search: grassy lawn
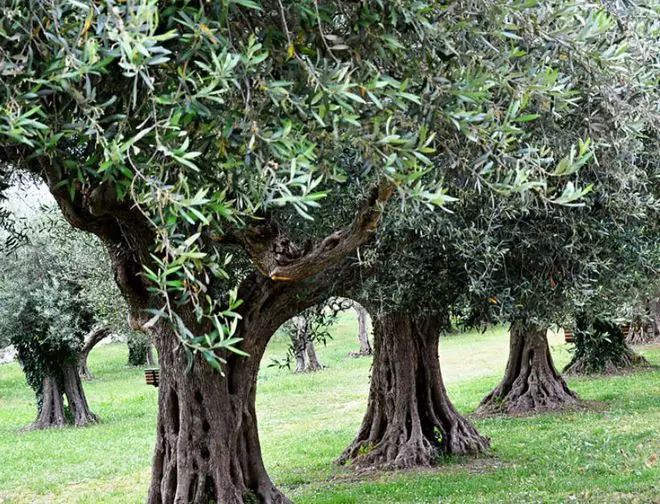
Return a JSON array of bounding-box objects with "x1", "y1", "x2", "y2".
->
[{"x1": 0, "y1": 315, "x2": 658, "y2": 503}]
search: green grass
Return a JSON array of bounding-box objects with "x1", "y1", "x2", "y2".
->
[{"x1": 0, "y1": 316, "x2": 658, "y2": 503}]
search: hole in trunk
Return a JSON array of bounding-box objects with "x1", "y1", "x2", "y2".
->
[
  {"x1": 194, "y1": 389, "x2": 203, "y2": 404},
  {"x1": 202, "y1": 419, "x2": 210, "y2": 433},
  {"x1": 169, "y1": 388, "x2": 180, "y2": 435},
  {"x1": 204, "y1": 475, "x2": 216, "y2": 499},
  {"x1": 201, "y1": 446, "x2": 210, "y2": 460}
]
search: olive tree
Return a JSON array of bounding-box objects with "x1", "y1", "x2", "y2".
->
[
  {"x1": 0, "y1": 245, "x2": 100, "y2": 428},
  {"x1": 340, "y1": 0, "x2": 659, "y2": 465},
  {"x1": 0, "y1": 2, "x2": 527, "y2": 501}
]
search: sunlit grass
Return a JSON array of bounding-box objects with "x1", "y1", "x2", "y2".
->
[{"x1": 0, "y1": 315, "x2": 658, "y2": 503}]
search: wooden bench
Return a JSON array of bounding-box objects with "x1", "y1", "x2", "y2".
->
[
  {"x1": 564, "y1": 328, "x2": 574, "y2": 344},
  {"x1": 145, "y1": 368, "x2": 160, "y2": 388}
]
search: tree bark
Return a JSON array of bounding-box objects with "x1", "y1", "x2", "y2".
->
[
  {"x1": 148, "y1": 322, "x2": 290, "y2": 504},
  {"x1": 337, "y1": 313, "x2": 489, "y2": 470},
  {"x1": 146, "y1": 344, "x2": 156, "y2": 367},
  {"x1": 355, "y1": 303, "x2": 372, "y2": 356},
  {"x1": 477, "y1": 321, "x2": 580, "y2": 416},
  {"x1": 62, "y1": 361, "x2": 99, "y2": 426},
  {"x1": 290, "y1": 315, "x2": 323, "y2": 373},
  {"x1": 305, "y1": 340, "x2": 323, "y2": 371},
  {"x1": 146, "y1": 266, "x2": 356, "y2": 503},
  {"x1": 78, "y1": 327, "x2": 110, "y2": 380},
  {"x1": 27, "y1": 376, "x2": 66, "y2": 430}
]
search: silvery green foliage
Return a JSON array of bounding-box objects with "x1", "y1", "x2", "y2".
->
[
  {"x1": 0, "y1": 246, "x2": 96, "y2": 403},
  {"x1": 1, "y1": 0, "x2": 654, "y2": 351},
  {"x1": 359, "y1": 1, "x2": 660, "y2": 325}
]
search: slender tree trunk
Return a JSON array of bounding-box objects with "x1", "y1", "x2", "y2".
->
[
  {"x1": 337, "y1": 313, "x2": 489, "y2": 470},
  {"x1": 146, "y1": 344, "x2": 155, "y2": 367},
  {"x1": 27, "y1": 376, "x2": 66, "y2": 430},
  {"x1": 355, "y1": 303, "x2": 372, "y2": 355},
  {"x1": 477, "y1": 321, "x2": 579, "y2": 415},
  {"x1": 62, "y1": 361, "x2": 99, "y2": 426},
  {"x1": 305, "y1": 340, "x2": 323, "y2": 371},
  {"x1": 78, "y1": 327, "x2": 110, "y2": 380},
  {"x1": 291, "y1": 316, "x2": 308, "y2": 373}
]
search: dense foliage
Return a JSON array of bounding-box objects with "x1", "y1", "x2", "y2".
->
[
  {"x1": 0, "y1": 0, "x2": 600, "y2": 368},
  {"x1": 359, "y1": 2, "x2": 660, "y2": 328},
  {"x1": 0, "y1": 246, "x2": 95, "y2": 405}
]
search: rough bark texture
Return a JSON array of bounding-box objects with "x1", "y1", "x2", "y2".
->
[
  {"x1": 27, "y1": 362, "x2": 98, "y2": 430},
  {"x1": 27, "y1": 376, "x2": 66, "y2": 430},
  {"x1": 62, "y1": 361, "x2": 99, "y2": 426},
  {"x1": 477, "y1": 322, "x2": 580, "y2": 416},
  {"x1": 78, "y1": 327, "x2": 110, "y2": 380},
  {"x1": 146, "y1": 271, "x2": 344, "y2": 504},
  {"x1": 337, "y1": 313, "x2": 490, "y2": 470},
  {"x1": 354, "y1": 303, "x2": 372, "y2": 356}
]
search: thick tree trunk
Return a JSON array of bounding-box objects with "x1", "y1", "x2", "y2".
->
[
  {"x1": 78, "y1": 327, "x2": 110, "y2": 380},
  {"x1": 147, "y1": 291, "x2": 296, "y2": 504},
  {"x1": 355, "y1": 303, "x2": 372, "y2": 355},
  {"x1": 337, "y1": 313, "x2": 489, "y2": 470},
  {"x1": 27, "y1": 376, "x2": 66, "y2": 430},
  {"x1": 62, "y1": 361, "x2": 99, "y2": 426},
  {"x1": 564, "y1": 318, "x2": 650, "y2": 375},
  {"x1": 477, "y1": 322, "x2": 579, "y2": 416}
]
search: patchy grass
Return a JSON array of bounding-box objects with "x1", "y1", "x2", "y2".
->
[{"x1": 0, "y1": 317, "x2": 658, "y2": 503}]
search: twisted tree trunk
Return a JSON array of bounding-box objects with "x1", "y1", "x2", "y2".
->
[
  {"x1": 62, "y1": 361, "x2": 99, "y2": 426},
  {"x1": 27, "y1": 376, "x2": 66, "y2": 430},
  {"x1": 78, "y1": 326, "x2": 110, "y2": 380},
  {"x1": 27, "y1": 361, "x2": 98, "y2": 430},
  {"x1": 291, "y1": 315, "x2": 323, "y2": 373},
  {"x1": 149, "y1": 321, "x2": 290, "y2": 504},
  {"x1": 337, "y1": 313, "x2": 489, "y2": 470},
  {"x1": 305, "y1": 340, "x2": 323, "y2": 371},
  {"x1": 477, "y1": 321, "x2": 579, "y2": 416}
]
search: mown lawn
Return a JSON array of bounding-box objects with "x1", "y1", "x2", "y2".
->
[{"x1": 0, "y1": 315, "x2": 658, "y2": 503}]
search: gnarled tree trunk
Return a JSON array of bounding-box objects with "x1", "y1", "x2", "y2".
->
[
  {"x1": 337, "y1": 313, "x2": 489, "y2": 470},
  {"x1": 477, "y1": 321, "x2": 579, "y2": 416},
  {"x1": 148, "y1": 321, "x2": 289, "y2": 504},
  {"x1": 28, "y1": 376, "x2": 66, "y2": 430},
  {"x1": 354, "y1": 303, "x2": 372, "y2": 356},
  {"x1": 305, "y1": 340, "x2": 323, "y2": 371},
  {"x1": 78, "y1": 326, "x2": 110, "y2": 380},
  {"x1": 27, "y1": 361, "x2": 98, "y2": 430},
  {"x1": 62, "y1": 361, "x2": 99, "y2": 426}
]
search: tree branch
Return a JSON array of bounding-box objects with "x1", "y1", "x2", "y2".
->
[{"x1": 242, "y1": 183, "x2": 392, "y2": 282}]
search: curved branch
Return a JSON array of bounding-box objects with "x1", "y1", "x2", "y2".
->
[{"x1": 243, "y1": 183, "x2": 393, "y2": 282}]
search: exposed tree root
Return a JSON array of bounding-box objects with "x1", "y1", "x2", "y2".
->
[
  {"x1": 477, "y1": 322, "x2": 580, "y2": 416},
  {"x1": 338, "y1": 313, "x2": 489, "y2": 470}
]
